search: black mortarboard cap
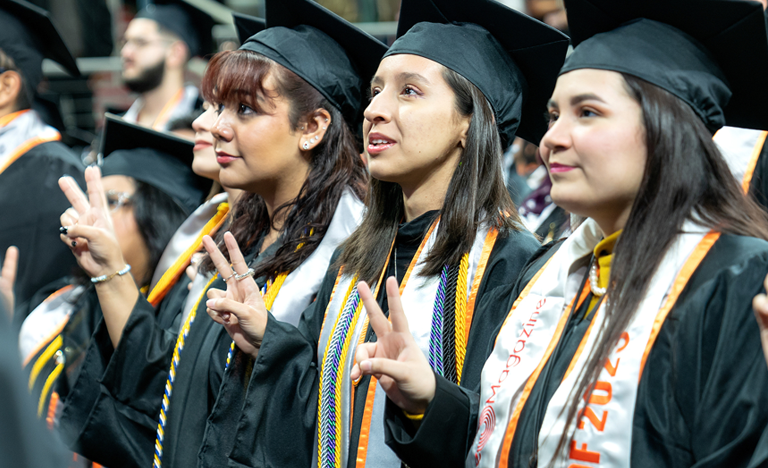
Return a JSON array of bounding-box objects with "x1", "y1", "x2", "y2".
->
[
  {"x1": 561, "y1": 0, "x2": 768, "y2": 133},
  {"x1": 385, "y1": 0, "x2": 569, "y2": 145},
  {"x1": 99, "y1": 113, "x2": 211, "y2": 214},
  {"x1": 233, "y1": 12, "x2": 265, "y2": 45},
  {"x1": 136, "y1": 0, "x2": 215, "y2": 57},
  {"x1": 239, "y1": 0, "x2": 388, "y2": 128},
  {"x1": 0, "y1": 0, "x2": 79, "y2": 101}
]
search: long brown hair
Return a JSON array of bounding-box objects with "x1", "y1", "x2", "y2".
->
[
  {"x1": 338, "y1": 67, "x2": 521, "y2": 283},
  {"x1": 545, "y1": 73, "x2": 768, "y2": 465},
  {"x1": 199, "y1": 50, "x2": 366, "y2": 278}
]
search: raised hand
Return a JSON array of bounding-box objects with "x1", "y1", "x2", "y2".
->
[
  {"x1": 350, "y1": 277, "x2": 436, "y2": 415},
  {"x1": 202, "y1": 232, "x2": 268, "y2": 358},
  {"x1": 0, "y1": 246, "x2": 18, "y2": 316},
  {"x1": 753, "y1": 272, "x2": 768, "y2": 369},
  {"x1": 58, "y1": 166, "x2": 126, "y2": 278}
]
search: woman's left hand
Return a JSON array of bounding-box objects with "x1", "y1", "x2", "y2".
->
[
  {"x1": 0, "y1": 246, "x2": 18, "y2": 317},
  {"x1": 753, "y1": 272, "x2": 768, "y2": 369},
  {"x1": 202, "y1": 232, "x2": 269, "y2": 359}
]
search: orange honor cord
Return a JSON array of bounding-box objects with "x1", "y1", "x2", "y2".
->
[
  {"x1": 353, "y1": 219, "x2": 437, "y2": 467},
  {"x1": 147, "y1": 203, "x2": 230, "y2": 306},
  {"x1": 151, "y1": 89, "x2": 185, "y2": 131},
  {"x1": 742, "y1": 131, "x2": 768, "y2": 194}
]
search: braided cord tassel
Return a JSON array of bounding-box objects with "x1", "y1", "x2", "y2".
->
[
  {"x1": 317, "y1": 277, "x2": 364, "y2": 468},
  {"x1": 153, "y1": 274, "x2": 218, "y2": 468},
  {"x1": 428, "y1": 266, "x2": 449, "y2": 375},
  {"x1": 225, "y1": 272, "x2": 288, "y2": 369},
  {"x1": 454, "y1": 253, "x2": 469, "y2": 384}
]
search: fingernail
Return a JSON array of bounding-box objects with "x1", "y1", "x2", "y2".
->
[
  {"x1": 206, "y1": 299, "x2": 216, "y2": 308},
  {"x1": 71, "y1": 241, "x2": 77, "y2": 247},
  {"x1": 361, "y1": 360, "x2": 372, "y2": 372},
  {"x1": 60, "y1": 226, "x2": 68, "y2": 235}
]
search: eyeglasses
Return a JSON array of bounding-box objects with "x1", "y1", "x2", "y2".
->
[
  {"x1": 120, "y1": 37, "x2": 174, "y2": 50},
  {"x1": 105, "y1": 190, "x2": 132, "y2": 212}
]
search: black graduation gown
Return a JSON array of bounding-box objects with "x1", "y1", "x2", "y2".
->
[
  {"x1": 207, "y1": 212, "x2": 541, "y2": 468},
  {"x1": 0, "y1": 302, "x2": 69, "y2": 468},
  {"x1": 0, "y1": 141, "x2": 85, "y2": 324},
  {"x1": 384, "y1": 233, "x2": 768, "y2": 468},
  {"x1": 58, "y1": 241, "x2": 278, "y2": 468},
  {"x1": 748, "y1": 138, "x2": 768, "y2": 211}
]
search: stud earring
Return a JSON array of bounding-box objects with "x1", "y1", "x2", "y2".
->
[
  {"x1": 303, "y1": 142, "x2": 310, "y2": 150},
  {"x1": 322, "y1": 126, "x2": 327, "y2": 130}
]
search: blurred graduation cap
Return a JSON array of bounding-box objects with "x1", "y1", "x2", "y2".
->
[
  {"x1": 385, "y1": 0, "x2": 569, "y2": 145},
  {"x1": 0, "y1": 0, "x2": 80, "y2": 102},
  {"x1": 561, "y1": 0, "x2": 768, "y2": 132},
  {"x1": 239, "y1": 0, "x2": 388, "y2": 128},
  {"x1": 136, "y1": 0, "x2": 216, "y2": 57},
  {"x1": 233, "y1": 12, "x2": 265, "y2": 45},
  {"x1": 99, "y1": 113, "x2": 211, "y2": 214}
]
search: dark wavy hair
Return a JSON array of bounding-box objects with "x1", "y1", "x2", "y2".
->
[
  {"x1": 543, "y1": 73, "x2": 768, "y2": 466},
  {"x1": 338, "y1": 67, "x2": 521, "y2": 283},
  {"x1": 198, "y1": 49, "x2": 366, "y2": 278}
]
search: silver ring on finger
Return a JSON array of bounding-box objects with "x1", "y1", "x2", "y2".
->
[
  {"x1": 223, "y1": 272, "x2": 236, "y2": 282},
  {"x1": 235, "y1": 268, "x2": 256, "y2": 281}
]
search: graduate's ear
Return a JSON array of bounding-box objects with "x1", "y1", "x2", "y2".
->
[
  {"x1": 297, "y1": 108, "x2": 332, "y2": 154},
  {"x1": 166, "y1": 40, "x2": 189, "y2": 69},
  {"x1": 0, "y1": 71, "x2": 23, "y2": 113},
  {"x1": 457, "y1": 113, "x2": 470, "y2": 149}
]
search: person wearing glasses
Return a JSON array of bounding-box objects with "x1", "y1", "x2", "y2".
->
[
  {"x1": 18, "y1": 117, "x2": 210, "y2": 450},
  {"x1": 120, "y1": 0, "x2": 213, "y2": 131}
]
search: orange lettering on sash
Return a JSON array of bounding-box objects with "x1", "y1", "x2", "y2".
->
[
  {"x1": 569, "y1": 440, "x2": 601, "y2": 463},
  {"x1": 604, "y1": 357, "x2": 620, "y2": 377},
  {"x1": 585, "y1": 381, "x2": 612, "y2": 406},
  {"x1": 578, "y1": 407, "x2": 608, "y2": 432}
]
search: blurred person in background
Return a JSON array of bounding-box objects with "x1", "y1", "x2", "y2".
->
[
  {"x1": 120, "y1": 0, "x2": 213, "y2": 130},
  {"x1": 0, "y1": 0, "x2": 85, "y2": 321}
]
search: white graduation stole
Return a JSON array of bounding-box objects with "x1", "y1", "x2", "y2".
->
[
  {"x1": 470, "y1": 218, "x2": 715, "y2": 468},
  {"x1": 315, "y1": 220, "x2": 493, "y2": 468}
]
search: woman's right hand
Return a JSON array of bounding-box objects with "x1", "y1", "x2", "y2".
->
[
  {"x1": 202, "y1": 232, "x2": 268, "y2": 359},
  {"x1": 58, "y1": 166, "x2": 127, "y2": 278},
  {"x1": 350, "y1": 277, "x2": 436, "y2": 415}
]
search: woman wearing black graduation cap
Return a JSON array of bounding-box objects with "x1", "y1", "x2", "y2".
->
[
  {"x1": 352, "y1": 0, "x2": 768, "y2": 467},
  {"x1": 19, "y1": 117, "x2": 201, "y2": 440},
  {"x1": 54, "y1": 1, "x2": 384, "y2": 467},
  {"x1": 200, "y1": 0, "x2": 567, "y2": 466}
]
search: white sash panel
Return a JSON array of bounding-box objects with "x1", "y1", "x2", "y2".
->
[
  {"x1": 19, "y1": 286, "x2": 85, "y2": 363},
  {"x1": 0, "y1": 110, "x2": 60, "y2": 171},
  {"x1": 537, "y1": 222, "x2": 707, "y2": 468},
  {"x1": 314, "y1": 221, "x2": 492, "y2": 468},
  {"x1": 470, "y1": 218, "x2": 708, "y2": 468},
  {"x1": 179, "y1": 191, "x2": 364, "y2": 331},
  {"x1": 271, "y1": 190, "x2": 365, "y2": 325},
  {"x1": 470, "y1": 219, "x2": 602, "y2": 468},
  {"x1": 149, "y1": 192, "x2": 229, "y2": 291},
  {"x1": 713, "y1": 126, "x2": 764, "y2": 185}
]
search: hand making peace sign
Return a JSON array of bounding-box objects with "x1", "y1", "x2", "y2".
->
[
  {"x1": 202, "y1": 232, "x2": 269, "y2": 358},
  {"x1": 58, "y1": 166, "x2": 127, "y2": 279},
  {"x1": 350, "y1": 277, "x2": 436, "y2": 415}
]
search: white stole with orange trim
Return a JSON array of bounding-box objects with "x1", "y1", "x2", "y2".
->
[
  {"x1": 0, "y1": 109, "x2": 60, "y2": 174},
  {"x1": 179, "y1": 190, "x2": 365, "y2": 330},
  {"x1": 149, "y1": 192, "x2": 229, "y2": 291},
  {"x1": 470, "y1": 218, "x2": 709, "y2": 468},
  {"x1": 19, "y1": 285, "x2": 84, "y2": 364},
  {"x1": 713, "y1": 126, "x2": 767, "y2": 190},
  {"x1": 123, "y1": 85, "x2": 199, "y2": 131},
  {"x1": 314, "y1": 221, "x2": 492, "y2": 468}
]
